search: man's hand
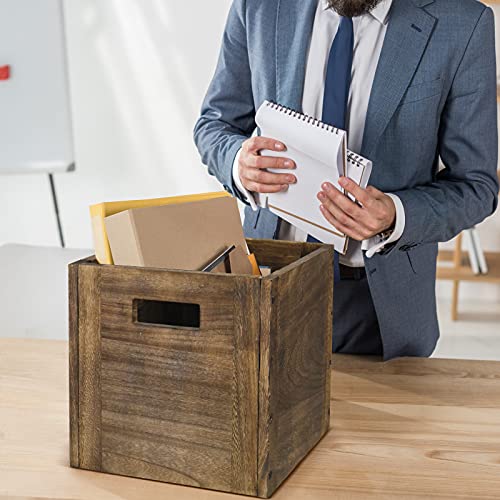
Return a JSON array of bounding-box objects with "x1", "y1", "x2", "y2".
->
[
  {"x1": 318, "y1": 177, "x2": 396, "y2": 241},
  {"x1": 239, "y1": 137, "x2": 297, "y2": 194}
]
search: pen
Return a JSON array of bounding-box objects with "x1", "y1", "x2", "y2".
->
[{"x1": 201, "y1": 245, "x2": 236, "y2": 273}]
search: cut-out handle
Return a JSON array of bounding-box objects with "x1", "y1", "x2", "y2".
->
[{"x1": 134, "y1": 299, "x2": 200, "y2": 329}]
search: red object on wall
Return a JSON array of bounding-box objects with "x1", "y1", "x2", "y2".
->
[{"x1": 0, "y1": 65, "x2": 11, "y2": 80}]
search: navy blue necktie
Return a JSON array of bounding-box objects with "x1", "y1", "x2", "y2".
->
[{"x1": 308, "y1": 17, "x2": 354, "y2": 283}]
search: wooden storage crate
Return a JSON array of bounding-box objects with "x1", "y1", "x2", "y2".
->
[{"x1": 69, "y1": 239, "x2": 334, "y2": 498}]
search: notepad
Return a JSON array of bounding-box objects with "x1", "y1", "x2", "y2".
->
[
  {"x1": 255, "y1": 100, "x2": 373, "y2": 254},
  {"x1": 344, "y1": 151, "x2": 373, "y2": 202}
]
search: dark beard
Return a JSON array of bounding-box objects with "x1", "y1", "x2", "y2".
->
[{"x1": 326, "y1": 0, "x2": 383, "y2": 18}]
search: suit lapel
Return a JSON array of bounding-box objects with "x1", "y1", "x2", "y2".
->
[
  {"x1": 276, "y1": 0, "x2": 318, "y2": 111},
  {"x1": 361, "y1": 0, "x2": 437, "y2": 159}
]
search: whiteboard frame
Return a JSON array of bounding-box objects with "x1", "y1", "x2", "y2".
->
[{"x1": 0, "y1": 0, "x2": 76, "y2": 176}]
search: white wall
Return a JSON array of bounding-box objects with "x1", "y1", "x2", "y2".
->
[
  {"x1": 0, "y1": 0, "x2": 499, "y2": 301},
  {"x1": 0, "y1": 0, "x2": 231, "y2": 248}
]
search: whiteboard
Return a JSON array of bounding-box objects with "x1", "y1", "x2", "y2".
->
[{"x1": 0, "y1": 0, "x2": 74, "y2": 174}]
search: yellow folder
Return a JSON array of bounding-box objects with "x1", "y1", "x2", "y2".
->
[{"x1": 90, "y1": 192, "x2": 231, "y2": 265}]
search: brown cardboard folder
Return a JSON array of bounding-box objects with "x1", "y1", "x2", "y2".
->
[
  {"x1": 104, "y1": 196, "x2": 249, "y2": 272},
  {"x1": 90, "y1": 192, "x2": 230, "y2": 265}
]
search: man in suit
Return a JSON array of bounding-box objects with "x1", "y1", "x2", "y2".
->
[{"x1": 194, "y1": 0, "x2": 499, "y2": 360}]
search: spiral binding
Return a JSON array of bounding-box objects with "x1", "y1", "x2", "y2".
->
[
  {"x1": 266, "y1": 101, "x2": 340, "y2": 135},
  {"x1": 347, "y1": 151, "x2": 366, "y2": 168}
]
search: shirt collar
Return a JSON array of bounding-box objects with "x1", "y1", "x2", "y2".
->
[
  {"x1": 370, "y1": 0, "x2": 393, "y2": 25},
  {"x1": 321, "y1": 0, "x2": 393, "y2": 25}
]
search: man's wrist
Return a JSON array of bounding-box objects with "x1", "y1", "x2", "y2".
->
[
  {"x1": 364, "y1": 194, "x2": 406, "y2": 258},
  {"x1": 378, "y1": 196, "x2": 397, "y2": 238},
  {"x1": 379, "y1": 226, "x2": 395, "y2": 241}
]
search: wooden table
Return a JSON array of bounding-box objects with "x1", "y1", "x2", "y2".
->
[{"x1": 1, "y1": 339, "x2": 500, "y2": 500}]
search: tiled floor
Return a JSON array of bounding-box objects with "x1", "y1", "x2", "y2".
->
[
  {"x1": 1, "y1": 244, "x2": 499, "y2": 361},
  {"x1": 434, "y1": 299, "x2": 500, "y2": 361}
]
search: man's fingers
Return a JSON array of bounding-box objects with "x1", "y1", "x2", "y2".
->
[
  {"x1": 245, "y1": 136, "x2": 286, "y2": 154},
  {"x1": 246, "y1": 155, "x2": 296, "y2": 170},
  {"x1": 245, "y1": 181, "x2": 289, "y2": 194},
  {"x1": 319, "y1": 206, "x2": 365, "y2": 241},
  {"x1": 338, "y1": 177, "x2": 374, "y2": 207},
  {"x1": 318, "y1": 191, "x2": 357, "y2": 229},
  {"x1": 319, "y1": 185, "x2": 378, "y2": 239},
  {"x1": 320, "y1": 183, "x2": 364, "y2": 219},
  {"x1": 366, "y1": 185, "x2": 384, "y2": 198},
  {"x1": 243, "y1": 169, "x2": 296, "y2": 185}
]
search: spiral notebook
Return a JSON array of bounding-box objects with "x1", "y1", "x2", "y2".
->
[{"x1": 255, "y1": 101, "x2": 373, "y2": 254}]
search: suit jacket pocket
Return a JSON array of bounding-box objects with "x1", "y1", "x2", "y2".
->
[
  {"x1": 399, "y1": 79, "x2": 443, "y2": 106},
  {"x1": 405, "y1": 243, "x2": 439, "y2": 276}
]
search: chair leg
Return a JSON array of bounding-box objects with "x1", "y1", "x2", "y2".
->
[
  {"x1": 451, "y1": 281, "x2": 460, "y2": 322},
  {"x1": 451, "y1": 233, "x2": 463, "y2": 321}
]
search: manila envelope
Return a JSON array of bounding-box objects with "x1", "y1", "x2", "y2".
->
[{"x1": 90, "y1": 191, "x2": 230, "y2": 265}]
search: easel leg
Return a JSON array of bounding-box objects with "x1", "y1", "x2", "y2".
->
[{"x1": 49, "y1": 173, "x2": 65, "y2": 248}]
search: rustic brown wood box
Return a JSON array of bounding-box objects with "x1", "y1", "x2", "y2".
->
[{"x1": 69, "y1": 239, "x2": 333, "y2": 498}]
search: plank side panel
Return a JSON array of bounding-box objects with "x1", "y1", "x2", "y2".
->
[
  {"x1": 263, "y1": 247, "x2": 334, "y2": 497},
  {"x1": 322, "y1": 249, "x2": 334, "y2": 436},
  {"x1": 78, "y1": 264, "x2": 102, "y2": 471},
  {"x1": 231, "y1": 277, "x2": 260, "y2": 495},
  {"x1": 257, "y1": 278, "x2": 274, "y2": 497},
  {"x1": 102, "y1": 431, "x2": 230, "y2": 488},
  {"x1": 68, "y1": 263, "x2": 79, "y2": 468}
]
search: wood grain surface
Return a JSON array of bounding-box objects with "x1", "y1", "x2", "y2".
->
[
  {"x1": 258, "y1": 245, "x2": 334, "y2": 497},
  {"x1": 77, "y1": 264, "x2": 102, "y2": 472},
  {"x1": 247, "y1": 239, "x2": 323, "y2": 272},
  {"x1": 68, "y1": 262, "x2": 80, "y2": 468},
  {"x1": 90, "y1": 265, "x2": 261, "y2": 496},
  {"x1": 2, "y1": 339, "x2": 500, "y2": 499},
  {"x1": 69, "y1": 241, "x2": 333, "y2": 498}
]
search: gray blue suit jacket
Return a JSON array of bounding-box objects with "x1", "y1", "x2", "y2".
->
[{"x1": 194, "y1": 0, "x2": 499, "y2": 359}]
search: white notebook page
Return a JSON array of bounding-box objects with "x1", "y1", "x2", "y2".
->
[{"x1": 256, "y1": 101, "x2": 349, "y2": 252}]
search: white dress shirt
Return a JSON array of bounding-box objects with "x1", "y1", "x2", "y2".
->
[{"x1": 233, "y1": 0, "x2": 405, "y2": 267}]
